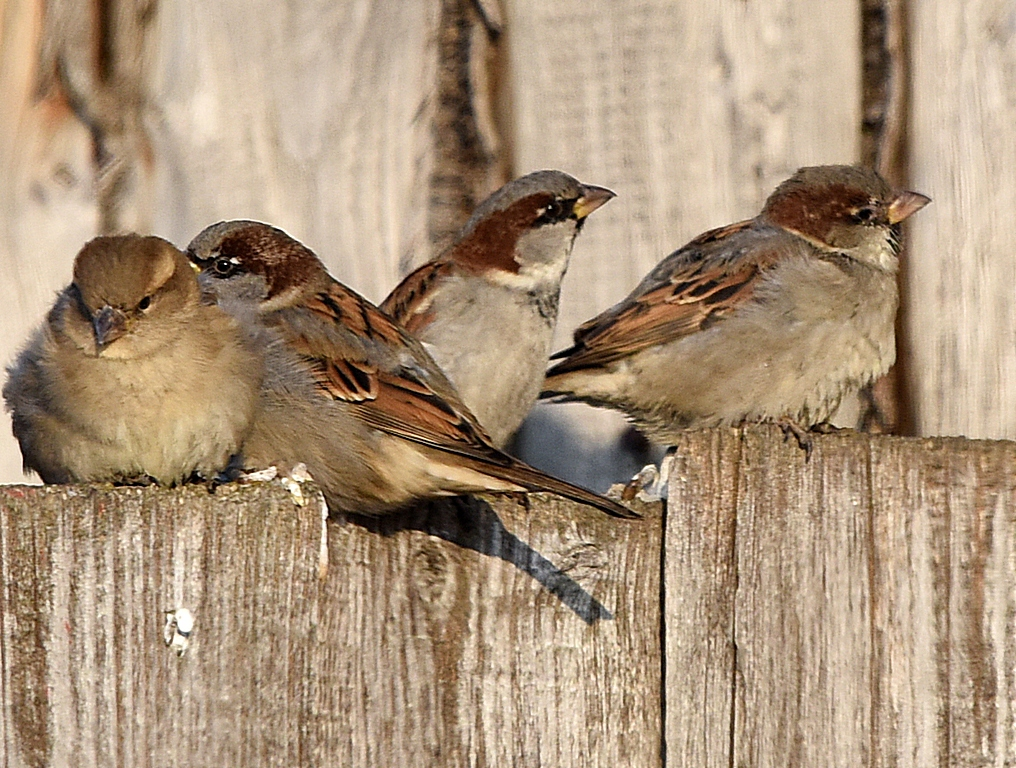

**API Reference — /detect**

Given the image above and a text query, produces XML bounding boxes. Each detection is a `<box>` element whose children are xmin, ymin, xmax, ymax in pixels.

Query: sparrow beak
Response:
<box><xmin>573</xmin><ymin>185</ymin><xmax>616</xmax><ymax>220</ymax></box>
<box><xmin>887</xmin><ymin>191</ymin><xmax>931</xmax><ymax>224</ymax></box>
<box><xmin>93</xmin><ymin>305</ymin><xmax>128</xmax><ymax>350</ymax></box>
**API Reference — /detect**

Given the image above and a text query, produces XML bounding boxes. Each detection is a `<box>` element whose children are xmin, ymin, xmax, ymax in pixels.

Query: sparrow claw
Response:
<box><xmin>205</xmin><ymin>452</ymin><xmax>246</xmax><ymax>492</ymax></box>
<box><xmin>612</xmin><ymin>450</ymin><xmax>675</xmax><ymax>502</ymax></box>
<box><xmin>280</xmin><ymin>462</ymin><xmax>314</xmax><ymax>506</ymax></box>
<box><xmin>810</xmin><ymin>421</ymin><xmax>845</xmax><ymax>435</ymax></box>
<box><xmin>777</xmin><ymin>419</ymin><xmax>813</xmax><ymax>460</ymax></box>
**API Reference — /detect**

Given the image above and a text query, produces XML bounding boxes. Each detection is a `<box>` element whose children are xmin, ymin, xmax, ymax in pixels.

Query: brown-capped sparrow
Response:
<box><xmin>541</xmin><ymin>165</ymin><xmax>930</xmax><ymax>447</ymax></box>
<box><xmin>381</xmin><ymin>170</ymin><xmax>614</xmax><ymax>447</ymax></box>
<box><xmin>4</xmin><ymin>234</ymin><xmax>262</xmax><ymax>484</ymax></box>
<box><xmin>186</xmin><ymin>220</ymin><xmax>636</xmax><ymax>518</ymax></box>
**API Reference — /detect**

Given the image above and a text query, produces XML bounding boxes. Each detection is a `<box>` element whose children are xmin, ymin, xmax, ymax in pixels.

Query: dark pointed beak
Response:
<box><xmin>888</xmin><ymin>190</ymin><xmax>931</xmax><ymax>224</ymax></box>
<box><xmin>573</xmin><ymin>184</ymin><xmax>616</xmax><ymax>219</ymax></box>
<box><xmin>93</xmin><ymin>305</ymin><xmax>127</xmax><ymax>350</ymax></box>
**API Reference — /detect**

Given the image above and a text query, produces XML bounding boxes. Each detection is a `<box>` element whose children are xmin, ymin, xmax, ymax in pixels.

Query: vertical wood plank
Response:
<box><xmin>870</xmin><ymin>437</ymin><xmax>1016</xmax><ymax>767</ymax></box>
<box><xmin>309</xmin><ymin>495</ymin><xmax>663</xmax><ymax>767</ymax></box>
<box><xmin>0</xmin><ymin>0</ymin><xmax>100</xmax><ymax>485</ymax></box>
<box><xmin>0</xmin><ymin>483</ymin><xmax>324</xmax><ymax>767</ymax></box>
<box><xmin>665</xmin><ymin>429</ymin><xmax>740</xmax><ymax>768</ymax></box>
<box><xmin>147</xmin><ymin>0</ymin><xmax>442</xmax><ymax>304</ymax></box>
<box><xmin>731</xmin><ymin>427</ymin><xmax>873</xmax><ymax>768</ymax></box>
<box><xmin>908</xmin><ymin>0</ymin><xmax>1016</xmax><ymax>439</ymax></box>
<box><xmin>506</xmin><ymin>0</ymin><xmax>863</xmax><ymax>490</ymax></box>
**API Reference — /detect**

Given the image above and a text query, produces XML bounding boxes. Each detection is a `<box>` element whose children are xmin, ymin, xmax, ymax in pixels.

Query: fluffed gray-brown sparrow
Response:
<box><xmin>541</xmin><ymin>165</ymin><xmax>930</xmax><ymax>445</ymax></box>
<box><xmin>381</xmin><ymin>170</ymin><xmax>614</xmax><ymax>447</ymax></box>
<box><xmin>186</xmin><ymin>220</ymin><xmax>636</xmax><ymax>518</ymax></box>
<box><xmin>4</xmin><ymin>234</ymin><xmax>262</xmax><ymax>484</ymax></box>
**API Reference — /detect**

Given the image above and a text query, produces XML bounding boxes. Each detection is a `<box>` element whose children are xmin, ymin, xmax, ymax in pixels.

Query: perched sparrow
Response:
<box><xmin>381</xmin><ymin>170</ymin><xmax>614</xmax><ymax>447</ymax></box>
<box><xmin>541</xmin><ymin>165</ymin><xmax>930</xmax><ymax>444</ymax></box>
<box><xmin>186</xmin><ymin>220</ymin><xmax>636</xmax><ymax>518</ymax></box>
<box><xmin>4</xmin><ymin>234</ymin><xmax>262</xmax><ymax>484</ymax></box>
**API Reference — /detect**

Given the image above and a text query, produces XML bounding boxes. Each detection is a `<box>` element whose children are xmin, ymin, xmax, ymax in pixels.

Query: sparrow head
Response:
<box><xmin>186</xmin><ymin>220</ymin><xmax>328</xmax><ymax>310</ymax></box>
<box><xmin>68</xmin><ymin>234</ymin><xmax>199</xmax><ymax>358</ymax></box>
<box><xmin>761</xmin><ymin>165</ymin><xmax>930</xmax><ymax>271</ymax></box>
<box><xmin>449</xmin><ymin>170</ymin><xmax>614</xmax><ymax>284</ymax></box>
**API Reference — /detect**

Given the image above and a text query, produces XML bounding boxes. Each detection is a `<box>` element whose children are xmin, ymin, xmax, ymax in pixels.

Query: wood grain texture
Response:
<box><xmin>733</xmin><ymin>428</ymin><xmax>873</xmax><ymax>767</ymax></box>
<box><xmin>0</xmin><ymin>483</ymin><xmax>661</xmax><ymax>766</ymax></box>
<box><xmin>148</xmin><ymin>0</ymin><xmax>441</xmax><ymax>304</ymax></box>
<box><xmin>665</xmin><ymin>429</ymin><xmax>739</xmax><ymax>768</ymax></box>
<box><xmin>663</xmin><ymin>426</ymin><xmax>1016</xmax><ymax>767</ymax></box>
<box><xmin>0</xmin><ymin>482</ymin><xmax>324</xmax><ymax>767</ymax></box>
<box><xmin>507</xmin><ymin>0</ymin><xmax>863</xmax><ymax>491</ymax></box>
<box><xmin>311</xmin><ymin>494</ymin><xmax>662</xmax><ymax>767</ymax></box>
<box><xmin>0</xmin><ymin>0</ymin><xmax>101</xmax><ymax>485</ymax></box>
<box><xmin>869</xmin><ymin>436</ymin><xmax>1016</xmax><ymax>767</ymax></box>
<box><xmin>907</xmin><ymin>0</ymin><xmax>1016</xmax><ymax>439</ymax></box>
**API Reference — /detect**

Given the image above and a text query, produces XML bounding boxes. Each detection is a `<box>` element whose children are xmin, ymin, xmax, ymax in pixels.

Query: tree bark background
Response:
<box><xmin>0</xmin><ymin>0</ymin><xmax>1013</xmax><ymax>490</ymax></box>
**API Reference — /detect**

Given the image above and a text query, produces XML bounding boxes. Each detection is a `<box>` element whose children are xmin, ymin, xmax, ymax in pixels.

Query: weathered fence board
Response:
<box><xmin>908</xmin><ymin>0</ymin><xmax>1016</xmax><ymax>440</ymax></box>
<box><xmin>665</xmin><ymin>426</ymin><xmax>1016</xmax><ymax>768</ymax></box>
<box><xmin>869</xmin><ymin>437</ymin><xmax>1016</xmax><ymax>766</ymax></box>
<box><xmin>6</xmin><ymin>429</ymin><xmax>1016</xmax><ymax>765</ymax></box>
<box><xmin>0</xmin><ymin>483</ymin><xmax>324</xmax><ymax>767</ymax></box>
<box><xmin>148</xmin><ymin>0</ymin><xmax>443</xmax><ymax>303</ymax></box>
<box><xmin>0</xmin><ymin>483</ymin><xmax>661</xmax><ymax>767</ymax></box>
<box><xmin>665</xmin><ymin>429</ymin><xmax>739</xmax><ymax>768</ymax></box>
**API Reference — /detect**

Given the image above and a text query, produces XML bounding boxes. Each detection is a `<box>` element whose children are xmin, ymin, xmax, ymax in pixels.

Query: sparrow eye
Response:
<box><xmin>213</xmin><ymin>258</ymin><xmax>237</xmax><ymax>277</ymax></box>
<box><xmin>853</xmin><ymin>206</ymin><xmax>878</xmax><ymax>224</ymax></box>
<box><xmin>536</xmin><ymin>199</ymin><xmax>566</xmax><ymax>225</ymax></box>
<box><xmin>138</xmin><ymin>296</ymin><xmax>151</xmax><ymax>311</ymax></box>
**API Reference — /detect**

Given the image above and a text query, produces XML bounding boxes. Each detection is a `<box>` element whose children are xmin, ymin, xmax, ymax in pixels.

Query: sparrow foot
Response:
<box><xmin>239</xmin><ymin>466</ymin><xmax>279</xmax><ymax>483</ymax></box>
<box><xmin>205</xmin><ymin>453</ymin><xmax>247</xmax><ymax>493</ymax></box>
<box><xmin>777</xmin><ymin>419</ymin><xmax>813</xmax><ymax>460</ymax></box>
<box><xmin>279</xmin><ymin>462</ymin><xmax>315</xmax><ymax>506</ymax></box>
<box><xmin>810</xmin><ymin>421</ymin><xmax>845</xmax><ymax>435</ymax></box>
<box><xmin>613</xmin><ymin>449</ymin><xmax>675</xmax><ymax>502</ymax></box>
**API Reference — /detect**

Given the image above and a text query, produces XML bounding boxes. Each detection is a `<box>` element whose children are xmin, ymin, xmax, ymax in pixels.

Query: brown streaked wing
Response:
<box><xmin>380</xmin><ymin>260</ymin><xmax>456</xmax><ymax>333</ymax></box>
<box><xmin>550</xmin><ymin>220</ymin><xmax>781</xmax><ymax>372</ymax></box>
<box><xmin>289</xmin><ymin>280</ymin><xmax>504</xmax><ymax>461</ymax></box>
<box><xmin>350</xmin><ymin>368</ymin><xmax>507</xmax><ymax>462</ymax></box>
<box><xmin>305</xmin><ymin>282</ymin><xmax>406</xmax><ymax>348</ymax></box>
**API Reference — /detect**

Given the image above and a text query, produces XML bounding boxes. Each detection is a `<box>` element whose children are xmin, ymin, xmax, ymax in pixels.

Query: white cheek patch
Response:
<box><xmin>487</xmin><ymin>220</ymin><xmax>577</xmax><ymax>289</ymax></box>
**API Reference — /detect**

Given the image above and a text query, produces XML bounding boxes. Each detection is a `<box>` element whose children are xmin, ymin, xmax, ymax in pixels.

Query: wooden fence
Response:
<box><xmin>2</xmin><ymin>0</ymin><xmax>1016</xmax><ymax>492</ymax></box>
<box><xmin>3</xmin><ymin>425</ymin><xmax>1015</xmax><ymax>766</ymax></box>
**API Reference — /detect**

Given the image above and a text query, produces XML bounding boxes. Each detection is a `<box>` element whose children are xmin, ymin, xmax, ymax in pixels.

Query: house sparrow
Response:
<box><xmin>4</xmin><ymin>234</ymin><xmax>262</xmax><ymax>484</ymax></box>
<box><xmin>380</xmin><ymin>170</ymin><xmax>614</xmax><ymax>447</ymax></box>
<box><xmin>541</xmin><ymin>165</ymin><xmax>930</xmax><ymax>445</ymax></box>
<box><xmin>186</xmin><ymin>220</ymin><xmax>636</xmax><ymax>518</ymax></box>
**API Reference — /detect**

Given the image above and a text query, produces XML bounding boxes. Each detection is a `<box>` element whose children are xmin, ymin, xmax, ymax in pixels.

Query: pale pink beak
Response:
<box><xmin>887</xmin><ymin>190</ymin><xmax>931</xmax><ymax>224</ymax></box>
<box><xmin>573</xmin><ymin>185</ymin><xmax>616</xmax><ymax>219</ymax></box>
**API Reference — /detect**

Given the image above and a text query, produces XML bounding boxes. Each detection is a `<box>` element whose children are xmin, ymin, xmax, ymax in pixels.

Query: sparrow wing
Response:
<box><xmin>379</xmin><ymin>260</ymin><xmax>457</xmax><ymax>334</ymax></box>
<box><xmin>280</xmin><ymin>280</ymin><xmax>499</xmax><ymax>455</ymax></box>
<box><xmin>547</xmin><ymin>219</ymin><xmax>789</xmax><ymax>373</ymax></box>
<box><xmin>277</xmin><ymin>281</ymin><xmax>638</xmax><ymax>518</ymax></box>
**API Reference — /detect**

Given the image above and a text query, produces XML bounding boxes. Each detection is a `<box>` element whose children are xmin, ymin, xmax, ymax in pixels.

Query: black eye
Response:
<box><xmin>536</xmin><ymin>199</ymin><xmax>566</xmax><ymax>226</ymax></box>
<box><xmin>213</xmin><ymin>258</ymin><xmax>236</xmax><ymax>276</ymax></box>
<box><xmin>138</xmin><ymin>296</ymin><xmax>151</xmax><ymax>311</ymax></box>
<box><xmin>853</xmin><ymin>206</ymin><xmax>878</xmax><ymax>224</ymax></box>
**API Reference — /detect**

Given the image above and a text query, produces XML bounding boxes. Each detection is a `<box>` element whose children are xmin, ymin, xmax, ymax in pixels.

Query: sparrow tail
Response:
<box><xmin>472</xmin><ymin>458</ymin><xmax>640</xmax><ymax>519</ymax></box>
